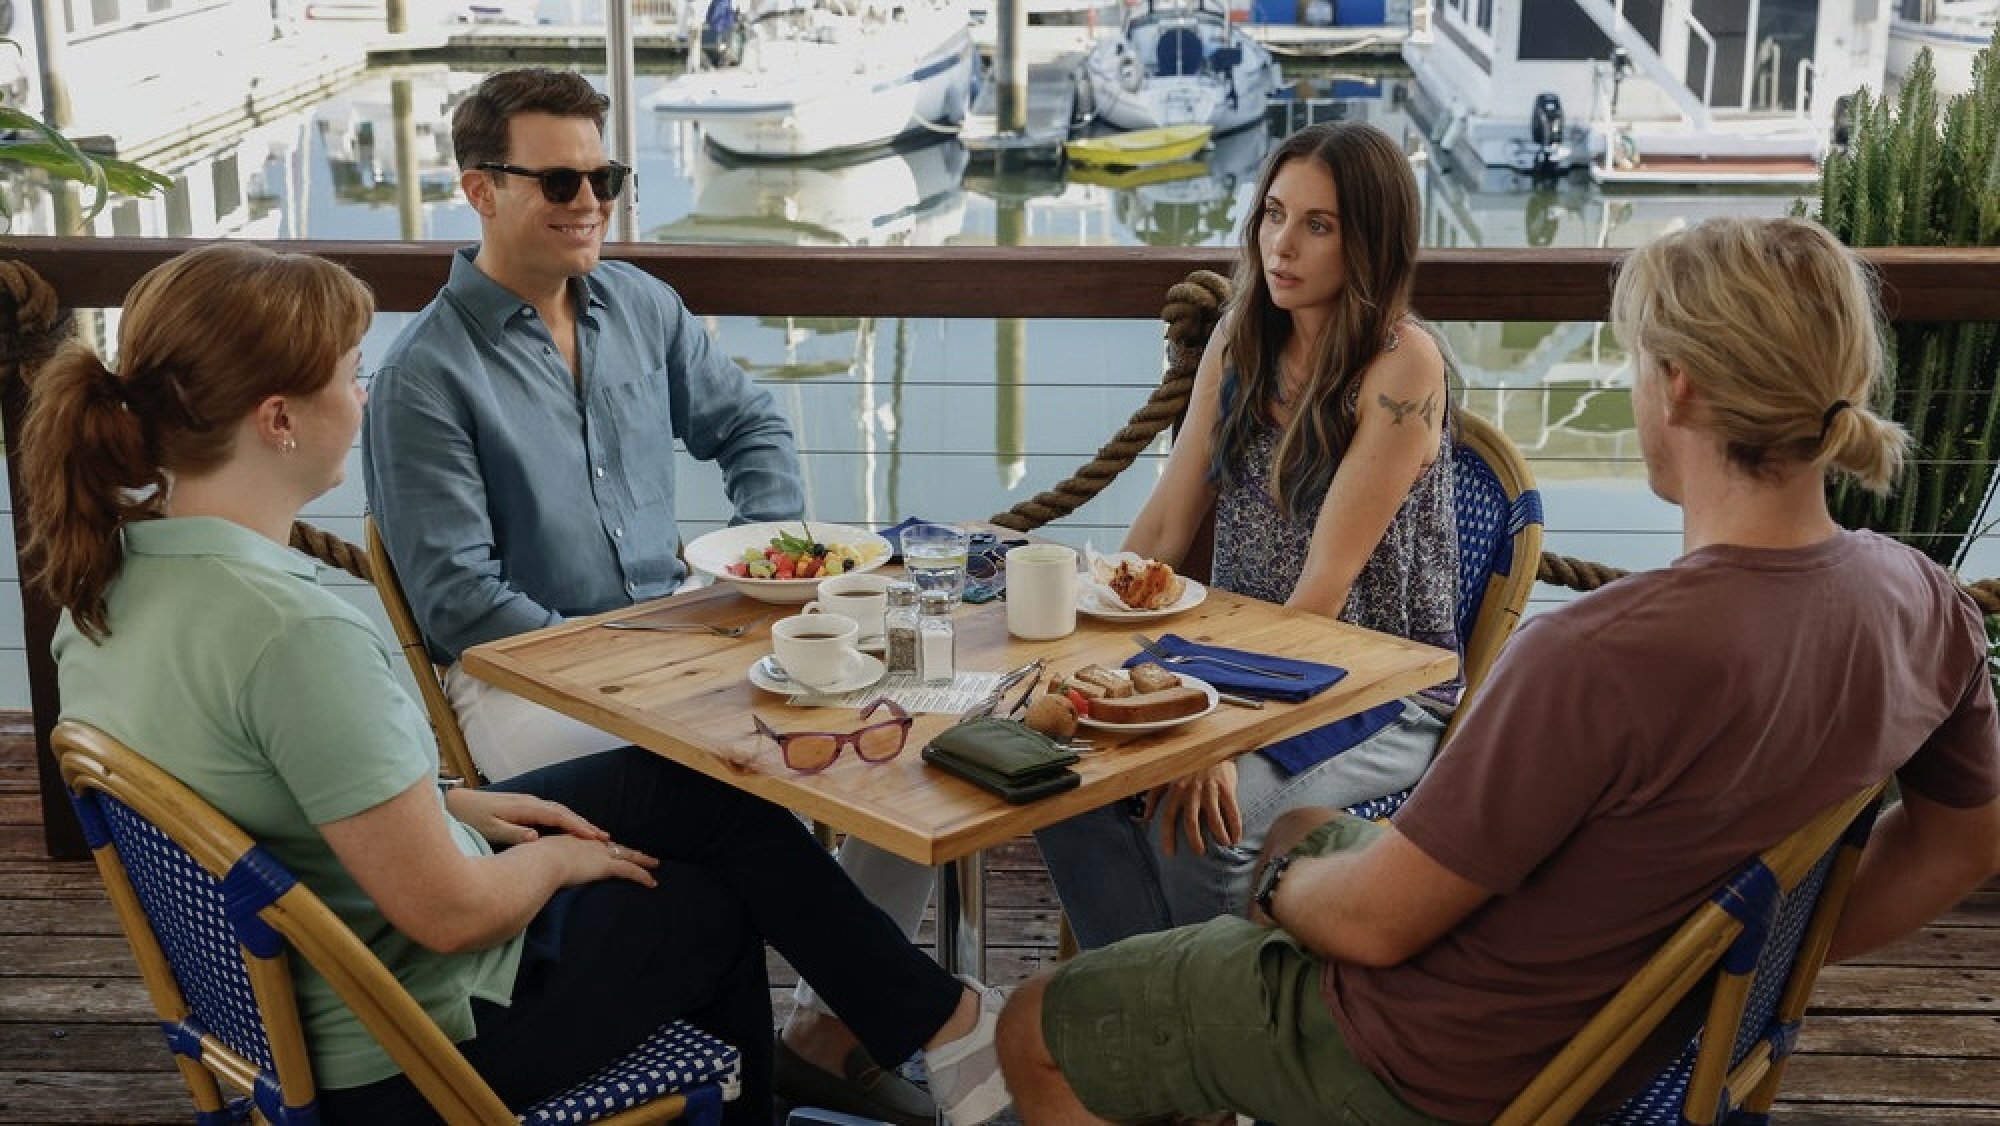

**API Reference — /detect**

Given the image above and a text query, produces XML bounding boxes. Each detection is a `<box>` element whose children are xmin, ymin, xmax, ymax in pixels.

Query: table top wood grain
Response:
<box><xmin>462</xmin><ymin>580</ymin><xmax>1456</xmax><ymax>865</ymax></box>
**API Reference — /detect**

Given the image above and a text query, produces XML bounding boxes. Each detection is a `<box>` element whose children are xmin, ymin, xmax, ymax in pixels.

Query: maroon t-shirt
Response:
<box><xmin>1326</xmin><ymin>530</ymin><xmax>2000</xmax><ymax>1122</ymax></box>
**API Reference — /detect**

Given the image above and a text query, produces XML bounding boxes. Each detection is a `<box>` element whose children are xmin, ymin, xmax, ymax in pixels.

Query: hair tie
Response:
<box><xmin>99</xmin><ymin>368</ymin><xmax>130</xmax><ymax>409</ymax></box>
<box><xmin>1818</xmin><ymin>399</ymin><xmax>1853</xmax><ymax>442</ymax></box>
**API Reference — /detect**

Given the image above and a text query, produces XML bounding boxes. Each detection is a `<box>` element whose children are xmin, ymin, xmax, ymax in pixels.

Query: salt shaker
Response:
<box><xmin>883</xmin><ymin>580</ymin><xmax>921</xmax><ymax>676</ymax></box>
<box><xmin>918</xmin><ymin>589</ymin><xmax>956</xmax><ymax>684</ymax></box>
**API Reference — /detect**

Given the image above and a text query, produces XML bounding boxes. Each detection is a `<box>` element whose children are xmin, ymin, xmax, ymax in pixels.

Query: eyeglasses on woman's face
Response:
<box><xmin>477</xmin><ymin>161</ymin><xmax>632</xmax><ymax>204</ymax></box>
<box><xmin>753</xmin><ymin>697</ymin><xmax>913</xmax><ymax>773</ymax></box>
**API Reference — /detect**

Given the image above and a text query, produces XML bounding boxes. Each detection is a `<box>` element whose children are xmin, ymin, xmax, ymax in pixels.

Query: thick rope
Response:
<box><xmin>0</xmin><ymin>261</ymin><xmax>71</xmax><ymax>382</ymax></box>
<box><xmin>990</xmin><ymin>270</ymin><xmax>1230</xmax><ymax>533</ymax></box>
<box><xmin>290</xmin><ymin>522</ymin><xmax>372</xmax><ymax>583</ymax></box>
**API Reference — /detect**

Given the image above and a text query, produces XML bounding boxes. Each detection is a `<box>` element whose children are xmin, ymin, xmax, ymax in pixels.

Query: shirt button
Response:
<box><xmin>595</xmin><ymin>467</ymin><xmax>606</xmax><ymax>478</ymax></box>
<box><xmin>614</xmin><ymin>527</ymin><xmax>624</xmax><ymax>539</ymax></box>
<box><xmin>626</xmin><ymin>582</ymin><xmax>638</xmax><ymax>593</ymax></box>
<box><xmin>521</xmin><ymin>306</ymin><xmax>535</xmax><ymax>318</ymax></box>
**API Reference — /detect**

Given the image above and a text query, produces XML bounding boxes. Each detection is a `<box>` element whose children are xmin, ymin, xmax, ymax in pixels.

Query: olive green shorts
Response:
<box><xmin>1042</xmin><ymin>814</ymin><xmax>1451</xmax><ymax>1126</ymax></box>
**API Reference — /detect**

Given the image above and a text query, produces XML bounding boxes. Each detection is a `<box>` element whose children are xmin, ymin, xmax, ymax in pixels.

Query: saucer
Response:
<box><xmin>748</xmin><ymin>651</ymin><xmax>887</xmax><ymax>696</ymax></box>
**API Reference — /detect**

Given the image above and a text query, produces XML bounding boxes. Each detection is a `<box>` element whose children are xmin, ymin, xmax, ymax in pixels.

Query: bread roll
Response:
<box><xmin>1127</xmin><ymin>662</ymin><xmax>1181</xmax><ymax>695</ymax></box>
<box><xmin>1024</xmin><ymin>693</ymin><xmax>1078</xmax><ymax>740</ymax></box>
<box><xmin>1087</xmin><ymin>685</ymin><xmax>1208</xmax><ymax>725</ymax></box>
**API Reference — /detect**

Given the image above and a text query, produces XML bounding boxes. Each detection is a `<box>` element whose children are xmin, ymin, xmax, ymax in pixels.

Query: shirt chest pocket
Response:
<box><xmin>590</xmin><ymin>368</ymin><xmax>679</xmax><ymax>508</ymax></box>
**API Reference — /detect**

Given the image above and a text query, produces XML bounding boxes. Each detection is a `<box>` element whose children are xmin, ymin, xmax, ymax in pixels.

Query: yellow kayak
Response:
<box><xmin>1065</xmin><ymin>124</ymin><xmax>1215</xmax><ymax>169</ymax></box>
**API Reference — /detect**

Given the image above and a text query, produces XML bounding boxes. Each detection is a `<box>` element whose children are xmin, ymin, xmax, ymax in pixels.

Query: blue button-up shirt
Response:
<box><xmin>363</xmin><ymin>248</ymin><xmax>804</xmax><ymax>663</ymax></box>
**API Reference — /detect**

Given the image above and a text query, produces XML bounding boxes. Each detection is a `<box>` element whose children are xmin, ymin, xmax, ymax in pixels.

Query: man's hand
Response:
<box><xmin>1146</xmin><ymin>760</ymin><xmax>1242</xmax><ymax>857</ymax></box>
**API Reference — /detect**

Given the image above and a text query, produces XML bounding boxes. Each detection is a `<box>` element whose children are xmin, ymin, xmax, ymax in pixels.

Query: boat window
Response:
<box><xmin>1516</xmin><ymin>0</ymin><xmax>1614</xmax><ymax>61</ymax></box>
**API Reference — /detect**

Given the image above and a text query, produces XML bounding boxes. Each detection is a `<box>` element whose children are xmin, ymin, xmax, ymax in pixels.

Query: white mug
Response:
<box><xmin>1006</xmin><ymin>544</ymin><xmax>1079</xmax><ymax>640</ymax></box>
<box><xmin>771</xmin><ymin>612</ymin><xmax>862</xmax><ymax>689</ymax></box>
<box><xmin>805</xmin><ymin>572</ymin><xmax>891</xmax><ymax>642</ymax></box>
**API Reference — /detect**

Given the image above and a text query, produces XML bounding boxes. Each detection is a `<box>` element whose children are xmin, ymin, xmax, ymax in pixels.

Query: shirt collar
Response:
<box><xmin>122</xmin><ymin>517</ymin><xmax>319</xmax><ymax>581</ymax></box>
<box><xmin>445</xmin><ymin>246</ymin><xmax>609</xmax><ymax>343</ymax></box>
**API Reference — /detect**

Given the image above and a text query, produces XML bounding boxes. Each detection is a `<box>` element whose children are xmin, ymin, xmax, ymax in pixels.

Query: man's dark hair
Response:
<box><xmin>451</xmin><ymin>68</ymin><xmax>609</xmax><ymax>171</ymax></box>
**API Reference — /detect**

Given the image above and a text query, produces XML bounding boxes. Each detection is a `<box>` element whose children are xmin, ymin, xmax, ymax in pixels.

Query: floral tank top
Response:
<box><xmin>1210</xmin><ymin>323</ymin><xmax>1464</xmax><ymax>712</ymax></box>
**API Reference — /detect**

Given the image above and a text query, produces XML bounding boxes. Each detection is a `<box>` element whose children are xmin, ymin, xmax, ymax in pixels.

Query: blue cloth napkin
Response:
<box><xmin>1121</xmin><ymin>633</ymin><xmax>1346</xmax><ymax>703</ymax></box>
<box><xmin>1122</xmin><ymin>634</ymin><xmax>1393</xmax><ymax>776</ymax></box>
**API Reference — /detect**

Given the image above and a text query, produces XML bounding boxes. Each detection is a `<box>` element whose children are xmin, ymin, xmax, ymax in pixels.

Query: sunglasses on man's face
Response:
<box><xmin>477</xmin><ymin>161</ymin><xmax>632</xmax><ymax>204</ymax></box>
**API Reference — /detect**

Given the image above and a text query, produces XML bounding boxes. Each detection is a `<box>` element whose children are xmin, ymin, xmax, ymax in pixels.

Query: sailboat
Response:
<box><xmin>645</xmin><ymin>0</ymin><xmax>979</xmax><ymax>159</ymax></box>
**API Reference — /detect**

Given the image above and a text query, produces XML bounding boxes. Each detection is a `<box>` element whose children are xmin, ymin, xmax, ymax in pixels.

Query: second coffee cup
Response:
<box><xmin>804</xmin><ymin>572</ymin><xmax>892</xmax><ymax>643</ymax></box>
<box><xmin>771</xmin><ymin>612</ymin><xmax>862</xmax><ymax>690</ymax></box>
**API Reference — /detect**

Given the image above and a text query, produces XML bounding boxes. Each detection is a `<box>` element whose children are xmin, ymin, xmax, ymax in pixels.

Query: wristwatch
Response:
<box><xmin>1253</xmin><ymin>853</ymin><xmax>1295</xmax><ymax>918</ymax></box>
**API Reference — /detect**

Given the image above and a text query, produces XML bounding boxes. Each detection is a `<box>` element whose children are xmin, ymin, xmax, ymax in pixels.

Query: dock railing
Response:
<box><xmin>5</xmin><ymin>237</ymin><xmax>2000</xmax><ymax>856</ymax></box>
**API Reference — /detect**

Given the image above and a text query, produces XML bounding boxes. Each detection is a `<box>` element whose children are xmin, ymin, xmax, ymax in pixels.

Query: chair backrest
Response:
<box><xmin>1449</xmin><ymin>410</ymin><xmax>1544</xmax><ymax>708</ymax></box>
<box><xmin>1495</xmin><ymin>781</ymin><xmax>1887</xmax><ymax>1126</ymax></box>
<box><xmin>360</xmin><ymin>515</ymin><xmax>484</xmax><ymax>786</ymax></box>
<box><xmin>58</xmin><ymin>720</ymin><xmax>738</xmax><ymax>1126</ymax></box>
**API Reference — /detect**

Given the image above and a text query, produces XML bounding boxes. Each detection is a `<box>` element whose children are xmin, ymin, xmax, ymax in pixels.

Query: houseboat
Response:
<box><xmin>1402</xmin><ymin>0</ymin><xmax>1891</xmax><ymax>185</ymax></box>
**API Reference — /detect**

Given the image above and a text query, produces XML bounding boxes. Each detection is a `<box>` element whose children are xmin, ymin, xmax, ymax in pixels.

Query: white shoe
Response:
<box><xmin>922</xmin><ymin>978</ymin><xmax>1011</xmax><ymax>1125</ymax></box>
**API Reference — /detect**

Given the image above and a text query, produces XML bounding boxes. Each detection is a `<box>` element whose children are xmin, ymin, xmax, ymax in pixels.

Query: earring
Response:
<box><xmin>281</xmin><ymin>436</ymin><xmax>297</xmax><ymax>454</ymax></box>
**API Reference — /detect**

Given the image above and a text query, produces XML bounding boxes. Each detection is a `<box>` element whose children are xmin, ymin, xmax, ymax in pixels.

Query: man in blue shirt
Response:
<box><xmin>364</xmin><ymin>69</ymin><xmax>805</xmax><ymax>779</ymax></box>
<box><xmin>365</xmin><ymin>70</ymin><xmax>942</xmax><ymax>1123</ymax></box>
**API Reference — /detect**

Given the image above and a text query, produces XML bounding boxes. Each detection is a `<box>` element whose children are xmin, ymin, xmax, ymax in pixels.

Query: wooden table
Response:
<box><xmin>463</xmin><ymin>579</ymin><xmax>1456</xmax><ymax>973</ymax></box>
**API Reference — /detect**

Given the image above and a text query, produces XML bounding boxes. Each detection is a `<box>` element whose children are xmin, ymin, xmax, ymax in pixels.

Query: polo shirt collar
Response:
<box><xmin>122</xmin><ymin>517</ymin><xmax>318</xmax><ymax>581</ymax></box>
<box><xmin>446</xmin><ymin>247</ymin><xmax>610</xmax><ymax>343</ymax></box>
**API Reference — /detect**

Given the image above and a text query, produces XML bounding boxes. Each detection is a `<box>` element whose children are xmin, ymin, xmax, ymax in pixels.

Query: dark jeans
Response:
<box><xmin>319</xmin><ymin>746</ymin><xmax>962</xmax><ymax>1125</ymax></box>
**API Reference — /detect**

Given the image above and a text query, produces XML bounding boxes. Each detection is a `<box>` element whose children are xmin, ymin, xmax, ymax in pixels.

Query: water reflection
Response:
<box><xmin>650</xmin><ymin>134</ymin><xmax>968</xmax><ymax>247</ymax></box>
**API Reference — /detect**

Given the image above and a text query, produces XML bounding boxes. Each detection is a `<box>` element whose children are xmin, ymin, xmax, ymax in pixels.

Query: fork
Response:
<box><xmin>603</xmin><ymin>617</ymin><xmax>761</xmax><ymax>638</ymax></box>
<box><xmin>1130</xmin><ymin>633</ymin><xmax>1306</xmax><ymax>681</ymax></box>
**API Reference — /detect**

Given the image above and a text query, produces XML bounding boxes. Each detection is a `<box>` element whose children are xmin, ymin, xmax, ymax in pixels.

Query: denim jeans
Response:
<box><xmin>1035</xmin><ymin>699</ymin><xmax>1444</xmax><ymax>951</ymax></box>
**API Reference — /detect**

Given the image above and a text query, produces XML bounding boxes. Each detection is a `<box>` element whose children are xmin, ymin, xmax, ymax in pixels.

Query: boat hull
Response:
<box><xmin>1083</xmin><ymin>7</ymin><xmax>1279</xmax><ymax>133</ymax></box>
<box><xmin>1889</xmin><ymin>8</ymin><xmax>1995</xmax><ymax>99</ymax></box>
<box><xmin>648</xmin><ymin>20</ymin><xmax>977</xmax><ymax>159</ymax></box>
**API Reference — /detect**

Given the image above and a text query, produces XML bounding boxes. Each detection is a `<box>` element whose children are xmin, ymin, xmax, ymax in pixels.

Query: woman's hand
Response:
<box><xmin>1145</xmin><ymin>760</ymin><xmax>1243</xmax><ymax>857</ymax></box>
<box><xmin>444</xmin><ymin>788</ymin><xmax>611</xmax><ymax>848</ymax></box>
<box><xmin>541</xmin><ymin>834</ymin><xmax>661</xmax><ymax>889</ymax></box>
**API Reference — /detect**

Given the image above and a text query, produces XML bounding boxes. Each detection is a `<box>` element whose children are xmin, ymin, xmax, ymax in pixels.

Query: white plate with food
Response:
<box><xmin>1076</xmin><ymin>549</ymin><xmax>1207</xmax><ymax>621</ymax></box>
<box><xmin>684</xmin><ymin>521</ymin><xmax>894</xmax><ymax>604</ymax></box>
<box><xmin>1078</xmin><ymin>579</ymin><xmax>1208</xmax><ymax>621</ymax></box>
<box><xmin>1054</xmin><ymin>664</ymin><xmax>1220</xmax><ymax>733</ymax></box>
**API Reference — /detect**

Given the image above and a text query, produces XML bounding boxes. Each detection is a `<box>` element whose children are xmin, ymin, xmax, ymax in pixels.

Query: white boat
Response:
<box><xmin>1403</xmin><ymin>0</ymin><xmax>1893</xmax><ymax>186</ymax></box>
<box><xmin>1082</xmin><ymin>0</ymin><xmax>1281</xmax><ymax>133</ymax></box>
<box><xmin>1889</xmin><ymin>0</ymin><xmax>1997</xmax><ymax>99</ymax></box>
<box><xmin>644</xmin><ymin>0</ymin><xmax>978</xmax><ymax>159</ymax></box>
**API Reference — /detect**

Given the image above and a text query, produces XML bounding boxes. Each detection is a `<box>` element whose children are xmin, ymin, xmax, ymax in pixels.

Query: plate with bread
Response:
<box><xmin>1078</xmin><ymin>551</ymin><xmax>1208</xmax><ymax>622</ymax></box>
<box><xmin>1027</xmin><ymin>662</ymin><xmax>1219</xmax><ymax>735</ymax></box>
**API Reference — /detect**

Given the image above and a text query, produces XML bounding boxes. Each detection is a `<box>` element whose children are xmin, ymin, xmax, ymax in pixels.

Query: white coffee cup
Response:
<box><xmin>771</xmin><ymin>612</ymin><xmax>862</xmax><ymax>689</ymax></box>
<box><xmin>805</xmin><ymin>572</ymin><xmax>891</xmax><ymax>643</ymax></box>
<box><xmin>1006</xmin><ymin>544</ymin><xmax>1079</xmax><ymax>640</ymax></box>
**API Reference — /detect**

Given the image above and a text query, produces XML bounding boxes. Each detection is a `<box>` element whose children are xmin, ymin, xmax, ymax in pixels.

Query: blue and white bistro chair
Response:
<box><xmin>57</xmin><ymin>719</ymin><xmax>741</xmax><ymax>1126</ymax></box>
<box><xmin>1341</xmin><ymin>408</ymin><xmax>1545</xmax><ymax>824</ymax></box>
<box><xmin>1496</xmin><ymin>781</ymin><xmax>1887</xmax><ymax>1125</ymax></box>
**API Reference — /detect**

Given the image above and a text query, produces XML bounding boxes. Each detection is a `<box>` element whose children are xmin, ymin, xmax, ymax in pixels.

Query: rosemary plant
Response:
<box><xmin>1803</xmin><ymin>30</ymin><xmax>2000</xmax><ymax>571</ymax></box>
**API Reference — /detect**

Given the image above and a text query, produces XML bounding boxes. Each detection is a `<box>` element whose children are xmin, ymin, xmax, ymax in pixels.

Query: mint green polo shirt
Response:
<box><xmin>54</xmin><ymin>517</ymin><xmax>522</xmax><ymax>1089</ymax></box>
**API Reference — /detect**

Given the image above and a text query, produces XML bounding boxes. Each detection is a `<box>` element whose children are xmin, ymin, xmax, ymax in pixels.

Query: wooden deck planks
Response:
<box><xmin>4</xmin><ymin>717</ymin><xmax>1999</xmax><ymax>1123</ymax></box>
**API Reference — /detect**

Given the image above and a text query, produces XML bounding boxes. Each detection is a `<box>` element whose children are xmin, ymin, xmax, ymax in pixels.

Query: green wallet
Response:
<box><xmin>921</xmin><ymin>717</ymin><xmax>1080</xmax><ymax>803</ymax></box>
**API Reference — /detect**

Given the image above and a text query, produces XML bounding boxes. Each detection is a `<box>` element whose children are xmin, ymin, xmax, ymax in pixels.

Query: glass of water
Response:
<box><xmin>900</xmin><ymin>523</ymin><xmax>971</xmax><ymax>606</ymax></box>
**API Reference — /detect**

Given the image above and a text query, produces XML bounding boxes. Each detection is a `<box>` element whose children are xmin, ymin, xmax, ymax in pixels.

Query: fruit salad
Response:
<box><xmin>726</xmin><ymin>526</ymin><xmax>882</xmax><ymax>580</ymax></box>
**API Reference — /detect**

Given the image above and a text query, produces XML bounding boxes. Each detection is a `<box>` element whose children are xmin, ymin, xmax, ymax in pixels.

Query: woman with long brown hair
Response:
<box><xmin>1038</xmin><ymin>122</ymin><xmax>1462</xmax><ymax>949</ymax></box>
<box><xmin>23</xmin><ymin>242</ymin><xmax>1009</xmax><ymax>1126</ymax></box>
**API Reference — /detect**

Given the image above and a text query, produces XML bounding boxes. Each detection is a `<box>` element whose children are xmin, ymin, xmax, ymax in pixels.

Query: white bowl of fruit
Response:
<box><xmin>683</xmin><ymin>521</ymin><xmax>895</xmax><ymax>604</ymax></box>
